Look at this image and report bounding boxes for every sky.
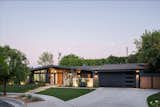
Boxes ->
[0,0,160,67]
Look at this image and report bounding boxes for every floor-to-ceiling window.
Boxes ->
[34,70,47,82]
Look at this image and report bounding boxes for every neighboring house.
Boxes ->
[30,63,160,89]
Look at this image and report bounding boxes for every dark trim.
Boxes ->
[31,65,74,71]
[140,73,160,76]
[140,70,160,76]
[31,63,147,72]
[46,69,50,83]
[97,69,137,73]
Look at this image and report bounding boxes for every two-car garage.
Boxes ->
[98,72,137,88]
[97,64,142,88]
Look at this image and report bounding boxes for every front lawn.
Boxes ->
[0,83,43,93]
[38,88,95,101]
[147,92,160,107]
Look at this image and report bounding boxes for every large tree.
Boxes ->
[106,55,127,64]
[136,30,160,71]
[59,54,128,66]
[127,54,138,63]
[0,45,29,95]
[59,54,83,66]
[37,52,54,66]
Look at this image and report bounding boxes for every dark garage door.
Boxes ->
[99,72,136,87]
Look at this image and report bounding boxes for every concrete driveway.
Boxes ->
[66,88,160,107]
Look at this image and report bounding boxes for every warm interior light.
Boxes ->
[73,78,78,87]
[20,82,25,85]
[94,74,98,78]
[136,74,139,80]
[77,70,81,73]
[87,78,93,87]
[77,75,80,78]
[8,81,14,85]
[136,70,140,73]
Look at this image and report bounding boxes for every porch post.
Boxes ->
[46,69,50,83]
[29,71,34,83]
[93,71,99,87]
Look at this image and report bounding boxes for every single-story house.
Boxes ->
[30,63,160,89]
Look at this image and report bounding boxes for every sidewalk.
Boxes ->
[26,85,57,94]
[26,85,96,94]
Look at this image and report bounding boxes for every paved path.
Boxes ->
[26,85,56,94]
[26,85,95,94]
[66,88,160,107]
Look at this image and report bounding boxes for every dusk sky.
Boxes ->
[0,1,160,67]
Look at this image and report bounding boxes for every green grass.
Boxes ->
[147,92,160,107]
[38,88,95,101]
[0,84,42,93]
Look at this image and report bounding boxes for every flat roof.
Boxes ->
[31,63,147,72]
[31,65,73,71]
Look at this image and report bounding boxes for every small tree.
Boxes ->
[0,45,29,95]
[37,52,54,66]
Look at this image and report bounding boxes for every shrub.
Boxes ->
[147,92,160,107]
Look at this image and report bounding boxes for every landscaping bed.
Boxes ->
[38,88,94,101]
[147,92,160,107]
[16,94,44,103]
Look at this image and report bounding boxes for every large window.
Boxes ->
[34,70,47,82]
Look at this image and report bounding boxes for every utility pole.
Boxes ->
[126,47,128,63]
[58,52,62,64]
[126,47,128,56]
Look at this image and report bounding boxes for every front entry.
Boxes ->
[57,72,63,86]
[50,73,56,85]
[50,72,63,86]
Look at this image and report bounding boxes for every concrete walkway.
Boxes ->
[26,85,56,94]
[26,85,95,94]
[66,88,160,107]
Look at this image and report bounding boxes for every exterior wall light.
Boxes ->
[136,70,140,73]
[94,74,98,78]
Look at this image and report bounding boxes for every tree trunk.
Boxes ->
[3,79,7,96]
[18,80,21,85]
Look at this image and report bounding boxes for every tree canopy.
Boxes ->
[37,52,54,66]
[59,54,83,66]
[136,30,160,71]
[59,54,128,67]
[0,45,29,95]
